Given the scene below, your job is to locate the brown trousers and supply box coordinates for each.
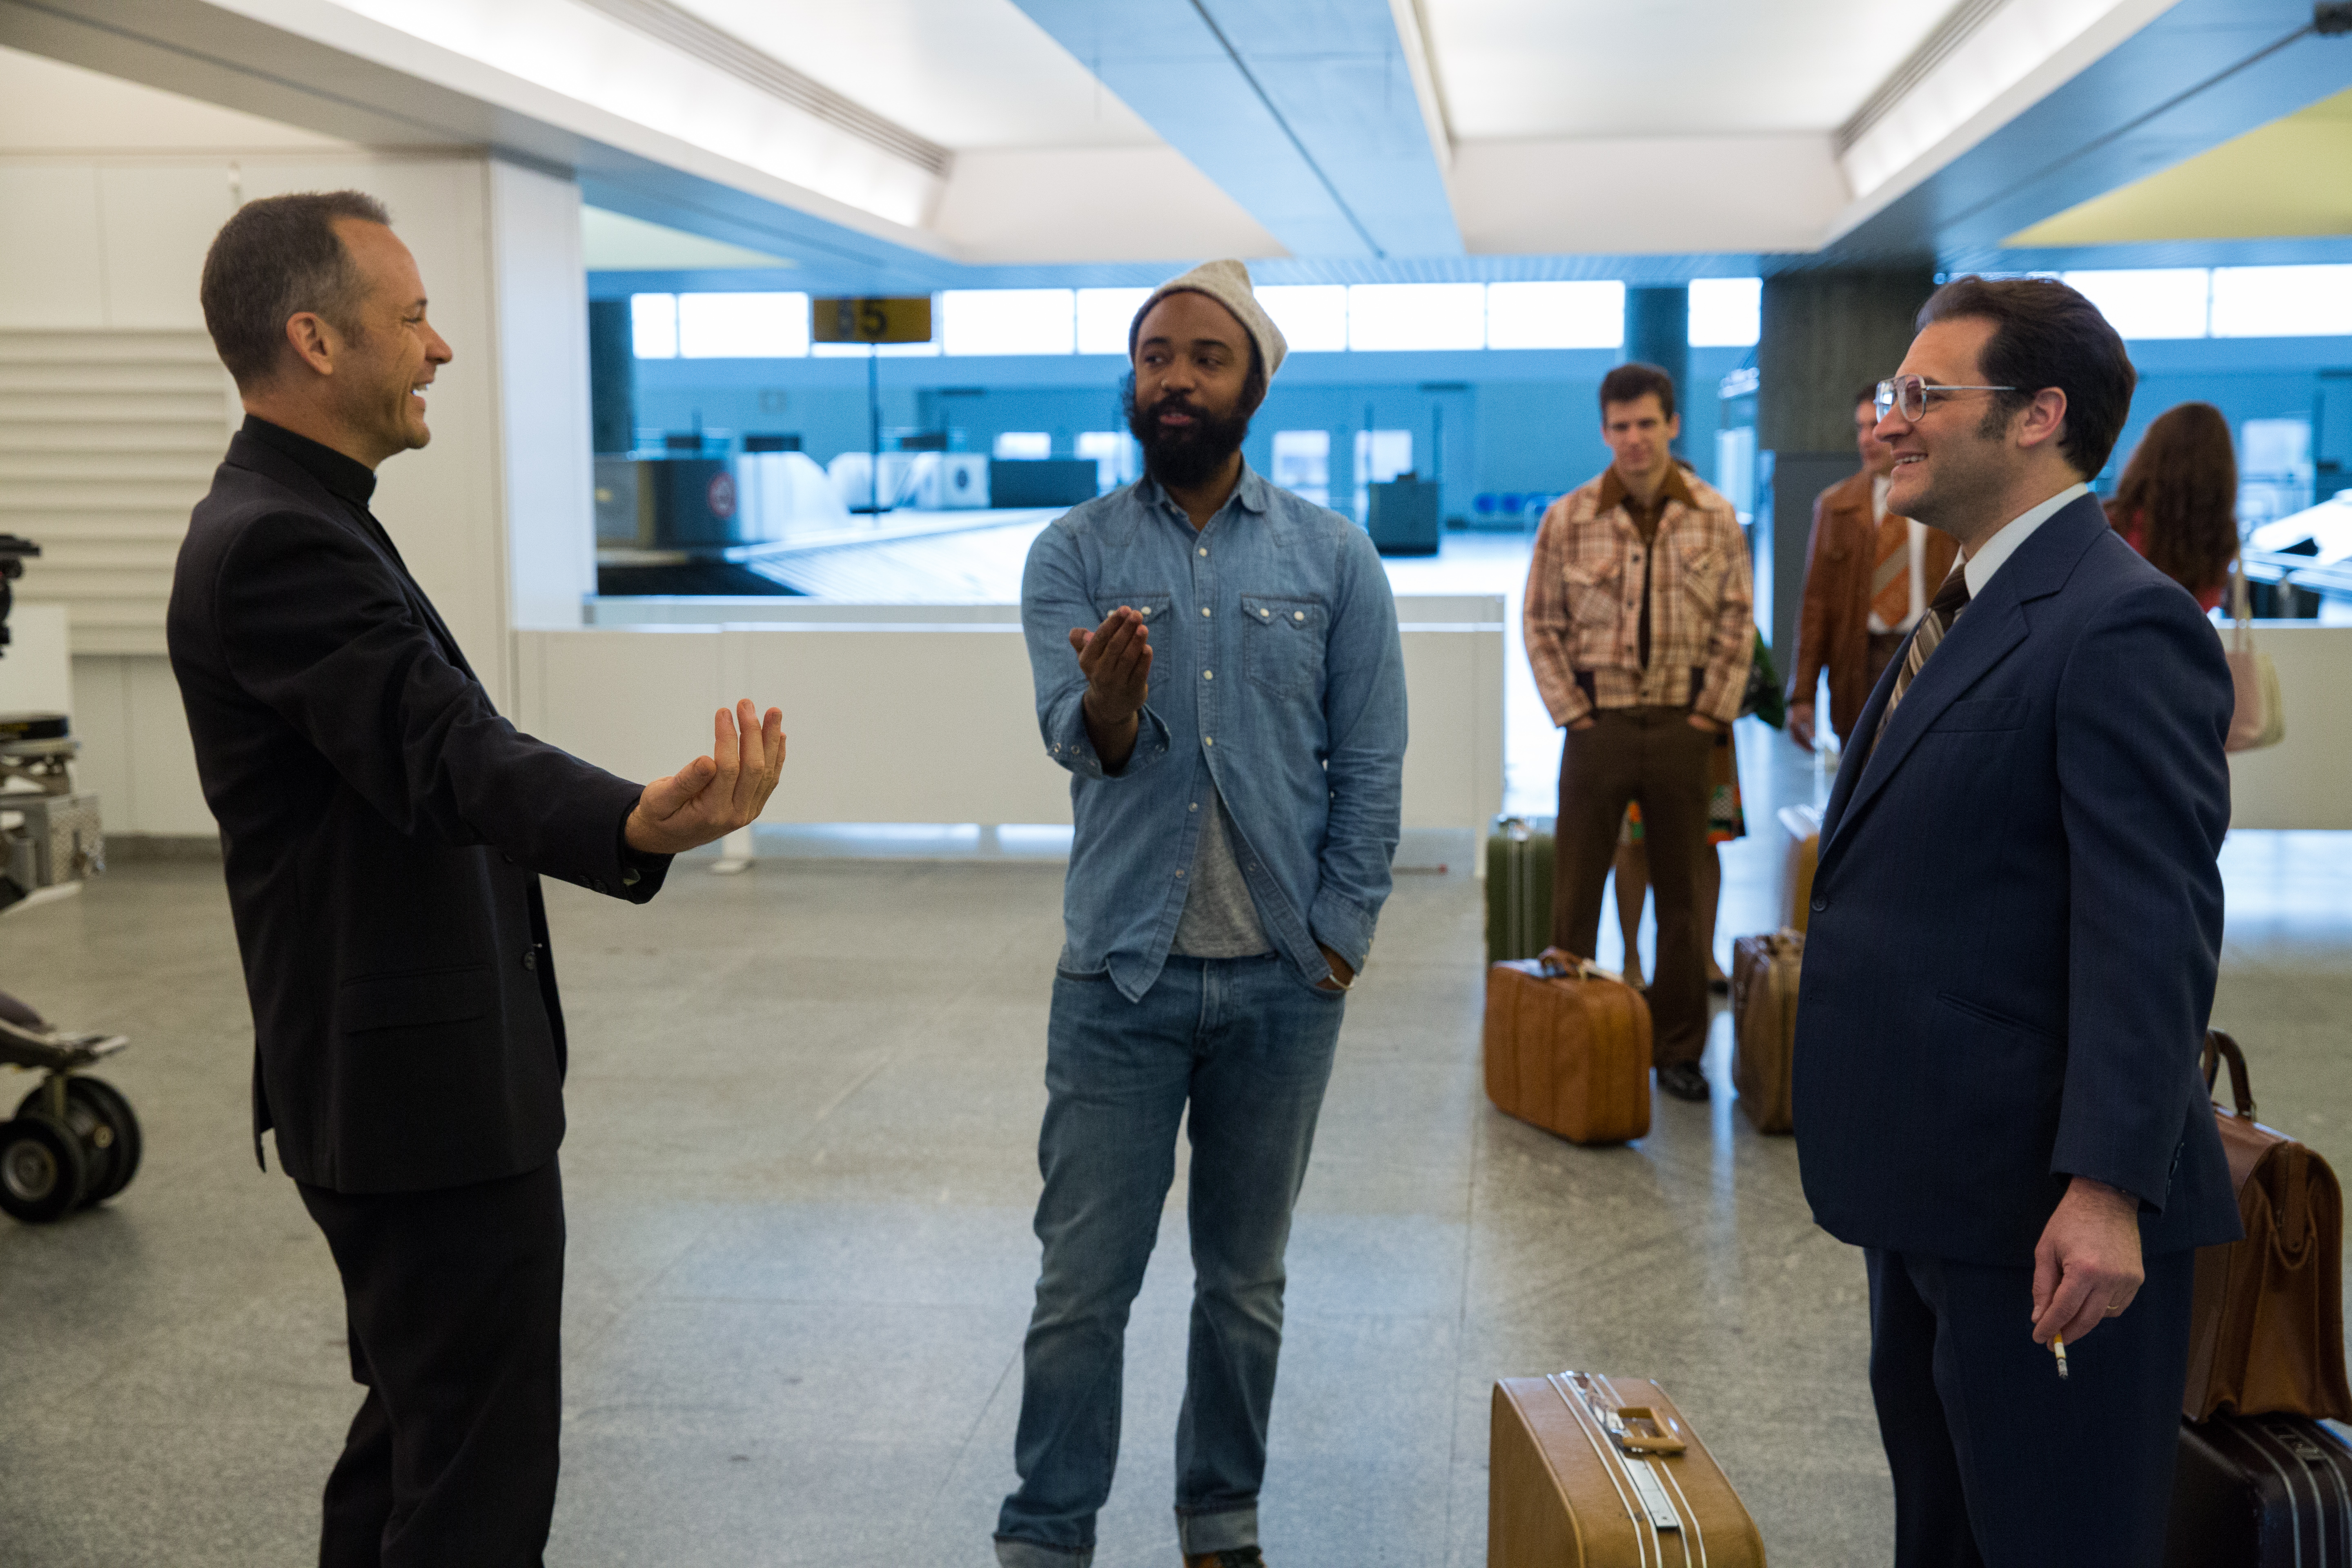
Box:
[1551,707,1714,1067]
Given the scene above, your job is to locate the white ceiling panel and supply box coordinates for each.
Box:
[669,0,1162,150]
[1422,0,1969,139]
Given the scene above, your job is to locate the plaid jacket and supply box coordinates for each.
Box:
[1523,464,1755,727]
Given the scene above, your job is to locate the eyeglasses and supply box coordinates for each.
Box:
[1874,374,2018,422]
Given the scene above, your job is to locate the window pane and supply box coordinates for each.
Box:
[1256,285,1348,353]
[1076,288,1154,356]
[1348,283,1487,351]
[2210,265,2352,339]
[1272,430,1331,506]
[1075,430,1139,489]
[994,432,1051,460]
[2059,270,2208,340]
[1486,281,1624,349]
[943,289,1075,356]
[1688,278,1762,347]
[631,293,677,359]
[676,292,811,358]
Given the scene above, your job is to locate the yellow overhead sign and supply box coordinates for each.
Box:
[812,296,934,344]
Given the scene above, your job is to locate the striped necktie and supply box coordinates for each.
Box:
[1869,564,1971,756]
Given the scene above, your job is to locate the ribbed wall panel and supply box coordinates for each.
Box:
[0,331,229,655]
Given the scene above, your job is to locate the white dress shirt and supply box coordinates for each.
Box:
[1962,482,2091,599]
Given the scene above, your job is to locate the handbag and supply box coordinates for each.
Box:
[2224,555,2286,753]
[2181,1029,2352,1421]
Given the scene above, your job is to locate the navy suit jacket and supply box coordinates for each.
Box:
[1792,493,2243,1265]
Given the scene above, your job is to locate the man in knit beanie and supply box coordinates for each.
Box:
[998,263,1408,1568]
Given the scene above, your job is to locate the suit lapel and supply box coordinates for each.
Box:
[1820,495,2107,860]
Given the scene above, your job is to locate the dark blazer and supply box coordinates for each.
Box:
[168,422,670,1194]
[1792,493,2243,1265]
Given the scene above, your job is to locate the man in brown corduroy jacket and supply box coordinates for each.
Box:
[1788,383,1959,750]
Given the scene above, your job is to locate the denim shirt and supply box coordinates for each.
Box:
[1022,463,1409,1002]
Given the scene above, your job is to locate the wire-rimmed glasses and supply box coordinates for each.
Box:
[1874,374,2018,421]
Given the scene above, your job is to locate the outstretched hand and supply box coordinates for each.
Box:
[1071,607,1152,773]
[1071,606,1152,726]
[625,699,786,855]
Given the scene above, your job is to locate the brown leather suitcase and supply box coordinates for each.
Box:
[1729,931,1802,1135]
[1490,1369,1766,1567]
[2184,1030,2352,1421]
[1483,950,1650,1145]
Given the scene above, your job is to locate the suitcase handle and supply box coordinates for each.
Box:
[1536,947,1612,982]
[1605,1405,1688,1457]
[2203,1029,2256,1119]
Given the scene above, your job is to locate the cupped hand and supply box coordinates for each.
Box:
[1071,606,1152,726]
[625,699,787,855]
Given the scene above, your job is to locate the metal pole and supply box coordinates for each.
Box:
[867,347,883,514]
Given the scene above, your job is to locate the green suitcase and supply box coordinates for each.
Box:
[1487,816,1556,966]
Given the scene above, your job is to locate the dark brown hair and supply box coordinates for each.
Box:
[1853,380,1883,411]
[1914,275,2136,479]
[2105,401,2239,596]
[200,190,392,388]
[1600,362,1676,423]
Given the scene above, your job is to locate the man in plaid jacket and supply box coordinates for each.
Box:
[1522,362,1754,1101]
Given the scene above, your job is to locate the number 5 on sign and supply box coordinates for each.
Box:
[812,296,933,345]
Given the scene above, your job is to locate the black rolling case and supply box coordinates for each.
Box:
[2165,1413,2352,1566]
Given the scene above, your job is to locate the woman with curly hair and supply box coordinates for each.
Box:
[2106,401,2240,612]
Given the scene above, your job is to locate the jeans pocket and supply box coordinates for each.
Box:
[1054,966,1114,984]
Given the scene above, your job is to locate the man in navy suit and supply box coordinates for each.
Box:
[1792,275,2242,1566]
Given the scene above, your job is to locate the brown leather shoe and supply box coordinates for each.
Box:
[1183,1550,1265,1568]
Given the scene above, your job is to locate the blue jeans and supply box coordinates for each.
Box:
[995,955,1347,1568]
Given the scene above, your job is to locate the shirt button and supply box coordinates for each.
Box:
[1190,802,1199,811]
[1203,670,1214,680]
[1811,895,1828,913]
[1176,869,1187,879]
[1204,736,1215,746]
[522,949,538,971]
[1259,608,1270,619]
[1198,547,1207,557]
[1293,611,1305,621]
[1201,606,1212,617]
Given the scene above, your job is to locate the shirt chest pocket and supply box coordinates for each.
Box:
[1561,558,1621,621]
[1677,539,1725,613]
[1089,591,1172,632]
[1240,594,1325,699]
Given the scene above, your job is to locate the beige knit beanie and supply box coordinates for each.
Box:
[1127,259,1287,381]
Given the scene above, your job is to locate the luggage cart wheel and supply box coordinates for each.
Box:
[16,1076,142,1206]
[0,1112,89,1223]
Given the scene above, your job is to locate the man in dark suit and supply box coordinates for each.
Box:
[169,190,785,1565]
[1791,276,2242,1566]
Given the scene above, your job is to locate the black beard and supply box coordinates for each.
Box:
[1122,373,1252,490]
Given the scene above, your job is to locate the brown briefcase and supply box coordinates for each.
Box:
[1483,949,1650,1145]
[2182,1029,2352,1422]
[1729,931,1802,1135]
[1490,1370,1766,1567]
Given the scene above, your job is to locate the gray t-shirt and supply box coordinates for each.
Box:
[1171,787,1272,958]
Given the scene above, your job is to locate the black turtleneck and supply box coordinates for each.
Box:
[241,415,379,509]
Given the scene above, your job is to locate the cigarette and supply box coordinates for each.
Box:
[2052,1335,2069,1379]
